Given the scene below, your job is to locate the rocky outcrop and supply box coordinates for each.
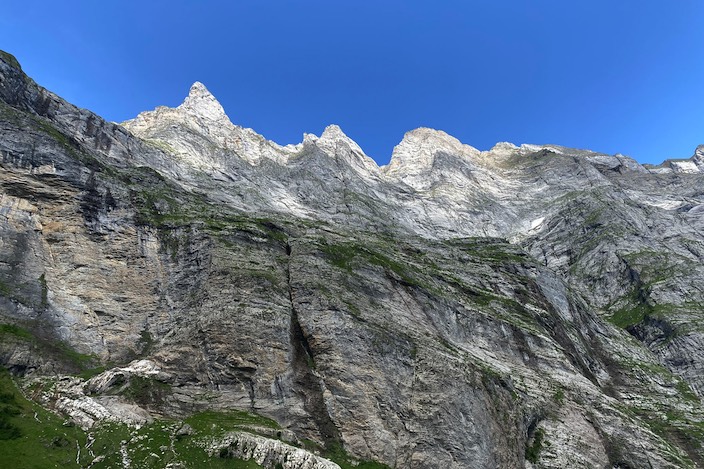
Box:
[207,432,341,469]
[2,49,704,468]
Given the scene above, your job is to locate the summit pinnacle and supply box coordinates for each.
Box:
[178,81,230,122]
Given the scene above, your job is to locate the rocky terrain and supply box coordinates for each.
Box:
[1,48,704,468]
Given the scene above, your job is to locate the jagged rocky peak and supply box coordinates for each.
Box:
[121,80,300,167]
[304,124,380,175]
[320,123,351,141]
[123,80,233,131]
[488,141,519,154]
[384,127,480,177]
[305,124,361,149]
[177,81,230,123]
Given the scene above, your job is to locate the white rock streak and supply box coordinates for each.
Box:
[207,432,341,469]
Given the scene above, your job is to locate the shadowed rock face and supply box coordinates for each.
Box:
[1,49,704,468]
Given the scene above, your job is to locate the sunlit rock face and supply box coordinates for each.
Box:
[2,49,704,468]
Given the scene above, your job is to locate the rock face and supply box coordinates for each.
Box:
[2,49,704,468]
[210,432,341,469]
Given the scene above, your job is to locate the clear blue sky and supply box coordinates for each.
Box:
[2,1,704,165]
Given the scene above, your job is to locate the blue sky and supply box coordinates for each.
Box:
[2,1,704,165]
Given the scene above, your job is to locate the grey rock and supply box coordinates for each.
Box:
[209,432,340,469]
[1,49,704,468]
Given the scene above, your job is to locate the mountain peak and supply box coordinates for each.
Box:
[300,124,379,175]
[320,124,348,141]
[384,127,479,177]
[488,142,519,154]
[189,81,209,95]
[306,124,362,152]
[178,81,229,122]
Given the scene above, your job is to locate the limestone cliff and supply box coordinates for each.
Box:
[1,49,704,468]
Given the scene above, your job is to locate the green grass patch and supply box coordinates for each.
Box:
[608,304,649,329]
[0,369,88,468]
[0,324,34,340]
[184,409,281,435]
[55,342,96,370]
[525,427,544,464]
[553,389,565,405]
[321,241,419,287]
[122,376,171,407]
[449,238,528,264]
[607,296,686,331]
[137,329,155,355]
[38,274,48,308]
[0,322,98,372]
[88,419,265,469]
[675,379,700,402]
[76,365,110,380]
[0,371,268,468]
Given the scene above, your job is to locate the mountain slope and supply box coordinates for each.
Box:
[1,49,704,468]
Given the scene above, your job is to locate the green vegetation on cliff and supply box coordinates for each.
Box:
[0,370,267,468]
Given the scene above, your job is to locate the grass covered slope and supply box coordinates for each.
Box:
[0,369,266,468]
[0,369,87,468]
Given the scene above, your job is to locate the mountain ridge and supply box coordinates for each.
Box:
[125,78,704,175]
[2,49,704,468]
